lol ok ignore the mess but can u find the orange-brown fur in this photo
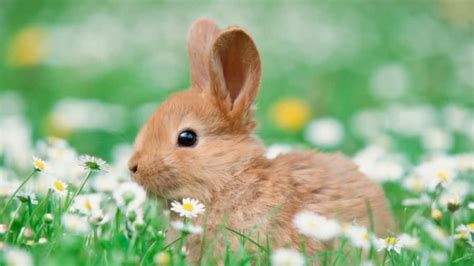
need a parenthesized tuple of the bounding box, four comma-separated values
(129, 18, 394, 261)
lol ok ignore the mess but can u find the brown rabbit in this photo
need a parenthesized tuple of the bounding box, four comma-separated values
(128, 18, 394, 261)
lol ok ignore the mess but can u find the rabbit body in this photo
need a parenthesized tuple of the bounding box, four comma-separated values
(129, 18, 394, 260)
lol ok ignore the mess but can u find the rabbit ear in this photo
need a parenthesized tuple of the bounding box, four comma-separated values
(188, 18, 220, 90)
(208, 27, 262, 117)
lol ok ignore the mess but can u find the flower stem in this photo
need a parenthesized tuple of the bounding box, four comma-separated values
(450, 214, 455, 259)
(27, 189, 51, 226)
(139, 240, 157, 266)
(1, 170, 36, 216)
(65, 170, 92, 211)
(381, 250, 388, 266)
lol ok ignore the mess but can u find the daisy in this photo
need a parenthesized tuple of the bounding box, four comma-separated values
(305, 118, 344, 147)
(154, 252, 171, 265)
(343, 224, 371, 250)
(398, 234, 420, 250)
(72, 194, 102, 215)
(271, 248, 305, 266)
(454, 223, 474, 240)
(4, 248, 33, 266)
(89, 209, 109, 225)
(468, 202, 474, 210)
(293, 211, 341, 241)
(62, 213, 90, 234)
(112, 182, 146, 210)
(78, 155, 108, 172)
(170, 198, 205, 219)
(50, 179, 68, 197)
(32, 157, 46, 172)
(413, 157, 458, 191)
(170, 220, 203, 235)
(447, 195, 461, 213)
(376, 236, 403, 254)
(431, 209, 443, 220)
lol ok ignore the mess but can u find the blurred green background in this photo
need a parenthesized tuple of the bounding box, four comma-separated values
(0, 0, 473, 161)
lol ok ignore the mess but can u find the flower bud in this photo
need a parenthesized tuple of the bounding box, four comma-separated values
(43, 213, 54, 224)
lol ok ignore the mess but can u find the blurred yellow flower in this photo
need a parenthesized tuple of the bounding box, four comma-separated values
(7, 27, 47, 67)
(154, 252, 171, 265)
(270, 98, 310, 132)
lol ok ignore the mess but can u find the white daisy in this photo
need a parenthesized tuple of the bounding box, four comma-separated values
(62, 213, 90, 234)
(376, 236, 403, 254)
(343, 224, 371, 250)
(170, 220, 203, 235)
(113, 182, 146, 210)
(271, 248, 305, 266)
(89, 209, 109, 225)
(412, 156, 458, 191)
(50, 179, 68, 197)
(4, 248, 33, 266)
(446, 194, 461, 212)
(293, 211, 341, 241)
(454, 223, 474, 240)
(170, 198, 205, 219)
(72, 194, 102, 215)
(398, 234, 420, 250)
(78, 155, 108, 172)
(32, 156, 46, 172)
(305, 118, 344, 147)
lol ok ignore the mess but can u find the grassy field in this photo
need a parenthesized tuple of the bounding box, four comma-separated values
(0, 0, 473, 265)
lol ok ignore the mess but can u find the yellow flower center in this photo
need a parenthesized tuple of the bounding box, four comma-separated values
(384, 237, 397, 245)
(467, 223, 474, 230)
(182, 203, 194, 212)
(410, 176, 424, 191)
(34, 160, 45, 170)
(431, 209, 442, 219)
(53, 181, 65, 191)
(84, 200, 92, 210)
(436, 171, 449, 182)
(362, 232, 369, 240)
(449, 196, 460, 205)
(457, 232, 468, 239)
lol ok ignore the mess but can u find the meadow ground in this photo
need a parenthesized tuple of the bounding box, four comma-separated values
(0, 0, 473, 265)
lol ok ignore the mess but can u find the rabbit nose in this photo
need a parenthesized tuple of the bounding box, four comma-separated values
(129, 163, 138, 174)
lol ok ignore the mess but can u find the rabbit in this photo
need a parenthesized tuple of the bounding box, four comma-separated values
(128, 18, 394, 262)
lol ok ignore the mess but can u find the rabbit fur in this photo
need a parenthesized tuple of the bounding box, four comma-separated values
(128, 18, 394, 261)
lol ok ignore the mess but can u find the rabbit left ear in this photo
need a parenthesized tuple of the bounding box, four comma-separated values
(208, 27, 262, 117)
(188, 18, 220, 90)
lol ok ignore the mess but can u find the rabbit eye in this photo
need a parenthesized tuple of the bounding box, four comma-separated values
(177, 130, 197, 147)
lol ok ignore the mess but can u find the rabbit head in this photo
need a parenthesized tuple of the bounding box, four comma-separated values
(128, 19, 265, 202)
